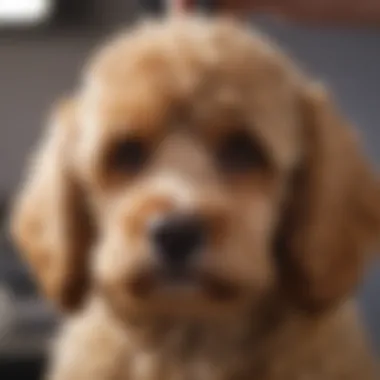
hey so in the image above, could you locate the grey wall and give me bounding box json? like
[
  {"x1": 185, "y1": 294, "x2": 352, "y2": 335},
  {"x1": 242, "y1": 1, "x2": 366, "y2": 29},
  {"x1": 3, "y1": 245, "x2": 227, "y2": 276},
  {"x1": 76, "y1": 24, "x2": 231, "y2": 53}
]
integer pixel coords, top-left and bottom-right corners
[
  {"x1": 0, "y1": 5, "x2": 379, "y2": 352},
  {"x1": 0, "y1": 0, "x2": 141, "y2": 191}
]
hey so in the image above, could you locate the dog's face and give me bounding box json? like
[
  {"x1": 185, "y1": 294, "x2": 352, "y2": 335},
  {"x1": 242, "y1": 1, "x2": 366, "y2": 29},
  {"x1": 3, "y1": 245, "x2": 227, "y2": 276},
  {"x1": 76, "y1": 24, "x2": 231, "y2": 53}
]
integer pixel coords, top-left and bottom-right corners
[
  {"x1": 11, "y1": 17, "x2": 380, "y2": 321},
  {"x1": 77, "y1": 19, "x2": 299, "y2": 318}
]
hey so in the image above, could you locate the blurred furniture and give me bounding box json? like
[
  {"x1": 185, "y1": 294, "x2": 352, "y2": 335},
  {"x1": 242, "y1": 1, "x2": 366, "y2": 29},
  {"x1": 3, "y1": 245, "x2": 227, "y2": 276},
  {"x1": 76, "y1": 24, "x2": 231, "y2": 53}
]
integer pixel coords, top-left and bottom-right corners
[{"x1": 0, "y1": 195, "x2": 57, "y2": 379}]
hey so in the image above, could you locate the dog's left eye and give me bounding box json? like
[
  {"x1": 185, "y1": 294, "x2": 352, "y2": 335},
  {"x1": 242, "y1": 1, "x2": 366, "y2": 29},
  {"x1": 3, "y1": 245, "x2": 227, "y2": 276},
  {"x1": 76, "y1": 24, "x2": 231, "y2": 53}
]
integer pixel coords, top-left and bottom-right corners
[
  {"x1": 108, "y1": 137, "x2": 149, "y2": 174},
  {"x1": 217, "y1": 131, "x2": 267, "y2": 173}
]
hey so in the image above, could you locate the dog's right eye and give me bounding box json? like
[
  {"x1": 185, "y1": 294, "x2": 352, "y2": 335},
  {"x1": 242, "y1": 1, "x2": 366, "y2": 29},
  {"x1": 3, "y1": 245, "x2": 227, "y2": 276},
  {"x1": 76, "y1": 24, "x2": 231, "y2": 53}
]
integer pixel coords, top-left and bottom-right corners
[{"x1": 107, "y1": 137, "x2": 149, "y2": 174}]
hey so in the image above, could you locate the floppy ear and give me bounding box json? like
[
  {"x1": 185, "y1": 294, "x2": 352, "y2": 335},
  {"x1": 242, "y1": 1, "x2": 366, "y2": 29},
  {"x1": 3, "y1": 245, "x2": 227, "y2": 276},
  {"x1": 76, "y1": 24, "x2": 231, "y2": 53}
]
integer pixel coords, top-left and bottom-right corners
[
  {"x1": 277, "y1": 83, "x2": 380, "y2": 312},
  {"x1": 11, "y1": 99, "x2": 94, "y2": 312}
]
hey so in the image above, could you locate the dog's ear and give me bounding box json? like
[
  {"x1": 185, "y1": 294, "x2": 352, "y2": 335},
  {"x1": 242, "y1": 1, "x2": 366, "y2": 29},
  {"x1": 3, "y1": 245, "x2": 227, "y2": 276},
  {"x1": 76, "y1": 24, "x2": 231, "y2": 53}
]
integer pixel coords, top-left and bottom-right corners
[
  {"x1": 11, "y1": 98, "x2": 94, "y2": 312},
  {"x1": 277, "y1": 83, "x2": 380, "y2": 312}
]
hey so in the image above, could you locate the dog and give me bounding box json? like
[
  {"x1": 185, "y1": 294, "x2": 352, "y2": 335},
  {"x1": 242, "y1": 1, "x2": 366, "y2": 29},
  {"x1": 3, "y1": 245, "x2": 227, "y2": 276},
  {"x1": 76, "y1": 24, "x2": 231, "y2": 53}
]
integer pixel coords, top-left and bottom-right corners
[{"x1": 11, "y1": 15, "x2": 380, "y2": 380}]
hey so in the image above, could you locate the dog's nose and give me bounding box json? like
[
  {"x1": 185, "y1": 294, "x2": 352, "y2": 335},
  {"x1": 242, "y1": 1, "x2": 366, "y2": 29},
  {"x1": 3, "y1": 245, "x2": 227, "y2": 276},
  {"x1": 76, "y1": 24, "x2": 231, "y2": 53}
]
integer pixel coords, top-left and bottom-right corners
[{"x1": 150, "y1": 214, "x2": 206, "y2": 266}]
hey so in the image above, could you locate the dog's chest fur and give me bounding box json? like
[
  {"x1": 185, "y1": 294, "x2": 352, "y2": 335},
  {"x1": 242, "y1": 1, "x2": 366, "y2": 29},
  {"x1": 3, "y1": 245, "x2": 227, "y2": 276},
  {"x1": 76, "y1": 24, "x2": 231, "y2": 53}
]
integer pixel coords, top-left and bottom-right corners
[
  {"x1": 125, "y1": 321, "x2": 267, "y2": 380},
  {"x1": 124, "y1": 313, "x2": 375, "y2": 380},
  {"x1": 50, "y1": 300, "x2": 377, "y2": 380}
]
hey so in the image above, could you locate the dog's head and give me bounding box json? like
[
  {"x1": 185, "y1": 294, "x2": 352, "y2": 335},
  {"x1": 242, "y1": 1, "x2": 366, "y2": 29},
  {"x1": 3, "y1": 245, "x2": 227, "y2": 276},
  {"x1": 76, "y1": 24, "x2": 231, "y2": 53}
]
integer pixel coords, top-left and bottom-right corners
[{"x1": 11, "y1": 17, "x2": 380, "y2": 320}]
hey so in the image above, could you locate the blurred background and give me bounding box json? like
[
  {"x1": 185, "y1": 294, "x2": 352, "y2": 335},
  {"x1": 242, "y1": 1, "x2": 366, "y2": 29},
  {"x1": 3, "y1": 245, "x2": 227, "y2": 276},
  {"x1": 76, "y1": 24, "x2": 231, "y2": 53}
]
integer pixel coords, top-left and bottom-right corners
[{"x1": 0, "y1": 1, "x2": 379, "y2": 378}]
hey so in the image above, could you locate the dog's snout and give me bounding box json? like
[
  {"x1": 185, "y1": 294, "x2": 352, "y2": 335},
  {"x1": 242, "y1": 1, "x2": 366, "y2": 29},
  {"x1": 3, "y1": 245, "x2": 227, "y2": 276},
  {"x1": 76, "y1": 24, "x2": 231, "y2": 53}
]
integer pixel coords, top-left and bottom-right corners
[{"x1": 150, "y1": 214, "x2": 206, "y2": 266}]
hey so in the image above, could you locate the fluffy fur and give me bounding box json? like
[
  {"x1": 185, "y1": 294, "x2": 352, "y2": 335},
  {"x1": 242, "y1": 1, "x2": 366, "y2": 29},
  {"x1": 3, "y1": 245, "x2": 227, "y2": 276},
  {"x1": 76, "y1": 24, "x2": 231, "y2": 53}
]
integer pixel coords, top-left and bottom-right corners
[{"x1": 11, "y1": 15, "x2": 380, "y2": 379}]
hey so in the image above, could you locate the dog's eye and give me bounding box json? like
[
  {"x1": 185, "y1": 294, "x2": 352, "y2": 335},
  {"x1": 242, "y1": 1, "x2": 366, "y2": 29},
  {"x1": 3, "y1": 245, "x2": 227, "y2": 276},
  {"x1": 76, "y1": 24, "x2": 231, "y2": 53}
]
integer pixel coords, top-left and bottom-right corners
[
  {"x1": 108, "y1": 137, "x2": 149, "y2": 174},
  {"x1": 217, "y1": 131, "x2": 267, "y2": 173}
]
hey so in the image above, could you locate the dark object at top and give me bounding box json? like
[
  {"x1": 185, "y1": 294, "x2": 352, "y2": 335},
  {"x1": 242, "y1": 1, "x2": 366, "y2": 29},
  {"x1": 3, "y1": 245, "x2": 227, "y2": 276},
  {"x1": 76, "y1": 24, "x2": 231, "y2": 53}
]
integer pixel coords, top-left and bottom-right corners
[{"x1": 139, "y1": 0, "x2": 218, "y2": 15}]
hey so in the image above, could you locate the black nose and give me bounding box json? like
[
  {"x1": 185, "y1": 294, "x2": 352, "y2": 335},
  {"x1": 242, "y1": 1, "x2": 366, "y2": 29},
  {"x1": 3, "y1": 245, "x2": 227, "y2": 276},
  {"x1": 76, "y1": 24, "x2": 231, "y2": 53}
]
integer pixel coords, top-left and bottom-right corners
[{"x1": 150, "y1": 214, "x2": 206, "y2": 266}]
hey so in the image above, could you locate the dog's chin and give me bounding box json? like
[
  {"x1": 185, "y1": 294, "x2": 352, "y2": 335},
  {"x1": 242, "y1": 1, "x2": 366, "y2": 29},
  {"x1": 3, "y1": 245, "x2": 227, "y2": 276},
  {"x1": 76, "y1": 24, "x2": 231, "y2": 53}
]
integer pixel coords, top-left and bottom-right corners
[
  {"x1": 128, "y1": 267, "x2": 240, "y2": 302},
  {"x1": 102, "y1": 267, "x2": 254, "y2": 321}
]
